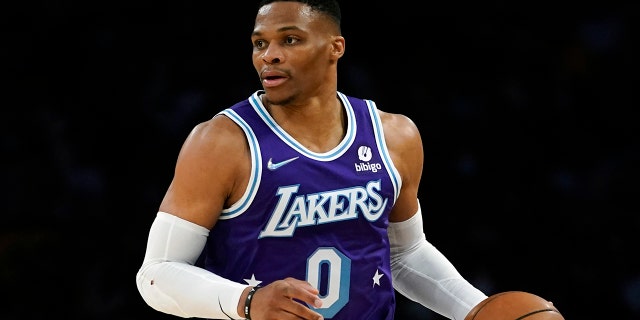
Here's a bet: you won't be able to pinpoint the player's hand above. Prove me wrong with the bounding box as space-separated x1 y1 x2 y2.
246 277 324 320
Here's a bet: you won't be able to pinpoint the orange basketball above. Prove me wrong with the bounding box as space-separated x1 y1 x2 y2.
464 291 565 320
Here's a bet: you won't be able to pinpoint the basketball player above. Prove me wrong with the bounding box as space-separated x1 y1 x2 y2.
136 1 488 319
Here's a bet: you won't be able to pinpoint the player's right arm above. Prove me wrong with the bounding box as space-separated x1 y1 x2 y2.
136 114 250 318
159 114 248 230
136 114 323 320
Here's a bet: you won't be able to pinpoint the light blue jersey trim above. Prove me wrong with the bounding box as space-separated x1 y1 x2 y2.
248 91 356 161
218 109 262 219
366 100 401 204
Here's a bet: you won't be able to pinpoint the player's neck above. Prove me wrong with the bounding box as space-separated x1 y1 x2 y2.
264 95 346 153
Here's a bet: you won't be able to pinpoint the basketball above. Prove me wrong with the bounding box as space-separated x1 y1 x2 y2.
464 291 565 320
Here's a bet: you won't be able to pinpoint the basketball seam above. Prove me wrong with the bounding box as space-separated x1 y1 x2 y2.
515 308 559 320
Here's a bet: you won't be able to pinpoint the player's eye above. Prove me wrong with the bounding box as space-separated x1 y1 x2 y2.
254 39 266 49
284 36 299 45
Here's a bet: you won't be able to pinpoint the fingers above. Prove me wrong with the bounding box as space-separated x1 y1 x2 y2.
283 277 323 308
250 278 324 320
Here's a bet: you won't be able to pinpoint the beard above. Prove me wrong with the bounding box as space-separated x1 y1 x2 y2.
262 89 299 107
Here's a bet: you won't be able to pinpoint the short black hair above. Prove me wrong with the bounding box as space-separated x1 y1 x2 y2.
257 0 341 29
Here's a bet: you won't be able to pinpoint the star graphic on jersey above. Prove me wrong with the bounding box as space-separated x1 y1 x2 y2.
372 269 384 287
244 274 262 287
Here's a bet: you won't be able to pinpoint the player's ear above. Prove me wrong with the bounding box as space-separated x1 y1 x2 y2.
330 35 345 60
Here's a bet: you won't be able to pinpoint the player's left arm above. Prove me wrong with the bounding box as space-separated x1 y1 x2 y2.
381 110 487 320
380 110 423 223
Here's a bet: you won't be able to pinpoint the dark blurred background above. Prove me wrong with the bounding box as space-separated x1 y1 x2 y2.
2 1 638 319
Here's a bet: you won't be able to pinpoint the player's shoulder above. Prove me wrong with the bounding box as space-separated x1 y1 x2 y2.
341 92 421 142
184 92 261 155
378 110 420 138
178 112 246 162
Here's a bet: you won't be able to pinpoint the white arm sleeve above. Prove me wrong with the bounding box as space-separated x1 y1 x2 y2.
388 201 487 320
135 212 248 319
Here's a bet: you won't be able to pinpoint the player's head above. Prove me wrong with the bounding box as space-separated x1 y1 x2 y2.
252 0 345 105
257 0 341 33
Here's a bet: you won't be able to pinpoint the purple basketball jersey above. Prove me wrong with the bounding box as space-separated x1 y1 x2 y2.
204 90 402 319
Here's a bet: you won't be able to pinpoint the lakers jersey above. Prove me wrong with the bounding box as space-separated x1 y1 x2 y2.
203 90 402 319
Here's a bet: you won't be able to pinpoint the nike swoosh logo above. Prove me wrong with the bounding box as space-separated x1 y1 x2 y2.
267 157 299 171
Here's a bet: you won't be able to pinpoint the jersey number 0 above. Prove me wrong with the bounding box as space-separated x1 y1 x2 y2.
306 247 351 318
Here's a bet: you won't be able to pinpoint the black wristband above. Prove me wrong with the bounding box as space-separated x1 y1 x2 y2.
244 286 261 320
